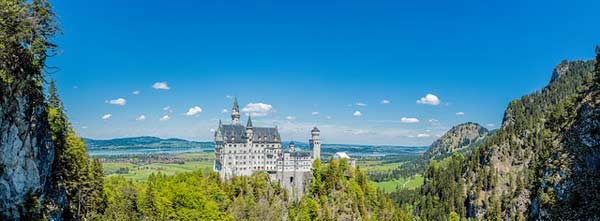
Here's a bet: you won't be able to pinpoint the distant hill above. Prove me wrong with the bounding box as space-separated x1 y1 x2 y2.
422 122 489 160
84 136 427 157
83 136 213 150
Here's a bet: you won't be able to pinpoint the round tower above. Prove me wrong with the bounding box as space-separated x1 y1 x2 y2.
310 126 321 160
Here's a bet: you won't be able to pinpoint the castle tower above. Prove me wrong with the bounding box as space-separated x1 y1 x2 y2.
246 115 253 142
289 141 295 152
310 127 321 160
231 97 241 125
215 120 223 142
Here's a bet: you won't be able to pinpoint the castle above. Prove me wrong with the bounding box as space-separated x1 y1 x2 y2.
214 98 320 197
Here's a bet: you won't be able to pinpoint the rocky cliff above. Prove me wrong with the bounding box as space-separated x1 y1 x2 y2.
0 77 56 218
423 122 488 161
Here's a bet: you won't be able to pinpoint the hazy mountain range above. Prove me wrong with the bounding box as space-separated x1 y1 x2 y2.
83 136 427 157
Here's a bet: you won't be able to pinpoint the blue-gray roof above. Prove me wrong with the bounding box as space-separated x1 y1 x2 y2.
217 124 280 143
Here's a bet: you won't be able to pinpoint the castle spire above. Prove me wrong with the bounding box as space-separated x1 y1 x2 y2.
246 114 253 128
231 97 241 125
233 97 239 112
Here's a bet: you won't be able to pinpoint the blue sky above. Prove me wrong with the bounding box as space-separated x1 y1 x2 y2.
48 0 600 145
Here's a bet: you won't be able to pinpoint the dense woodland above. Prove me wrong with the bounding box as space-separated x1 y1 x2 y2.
2 0 599 220
98 159 410 221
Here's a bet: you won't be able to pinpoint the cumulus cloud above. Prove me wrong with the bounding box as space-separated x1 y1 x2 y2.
136 115 146 121
353 111 362 117
102 114 112 120
185 106 203 116
401 117 420 123
355 102 367 107
428 119 439 123
152 82 170 90
381 100 390 104
107 98 126 106
286 116 296 121
160 115 171 121
417 94 440 106
132 90 140 95
242 103 273 117
311 111 320 116
221 109 228 113
456 112 465 115
417 133 431 138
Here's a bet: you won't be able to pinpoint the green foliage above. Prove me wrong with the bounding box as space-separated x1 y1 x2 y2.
289 158 411 221
47 82 106 219
102 171 293 221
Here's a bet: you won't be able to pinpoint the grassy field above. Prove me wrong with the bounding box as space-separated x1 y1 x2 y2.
102 152 215 181
373 175 424 193
101 152 424 190
357 161 405 172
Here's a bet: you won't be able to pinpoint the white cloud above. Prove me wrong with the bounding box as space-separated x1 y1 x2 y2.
136 115 146 121
241 103 273 117
102 114 112 120
311 111 320 116
107 98 126 106
417 133 431 138
160 115 171 121
381 100 390 104
286 116 296 121
132 90 140 95
152 82 170 90
401 117 420 123
185 106 203 116
355 102 367 107
416 94 440 106
456 112 465 116
428 118 439 123
353 111 362 117
226 95 234 99
221 109 228 113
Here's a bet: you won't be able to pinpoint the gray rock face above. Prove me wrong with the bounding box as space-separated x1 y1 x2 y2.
0 87 55 218
423 122 489 160
550 61 571 83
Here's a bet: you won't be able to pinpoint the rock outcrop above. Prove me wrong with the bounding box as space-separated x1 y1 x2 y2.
423 122 488 161
0 81 55 218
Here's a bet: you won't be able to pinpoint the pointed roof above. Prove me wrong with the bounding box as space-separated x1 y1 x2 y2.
232 97 239 112
246 114 253 128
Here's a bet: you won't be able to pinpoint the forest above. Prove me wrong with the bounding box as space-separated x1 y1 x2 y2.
1 0 599 220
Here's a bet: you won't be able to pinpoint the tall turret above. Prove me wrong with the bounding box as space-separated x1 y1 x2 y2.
310 126 321 160
215 120 223 142
231 97 241 125
246 115 253 142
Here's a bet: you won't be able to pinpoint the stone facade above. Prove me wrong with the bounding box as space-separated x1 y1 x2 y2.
214 98 320 197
